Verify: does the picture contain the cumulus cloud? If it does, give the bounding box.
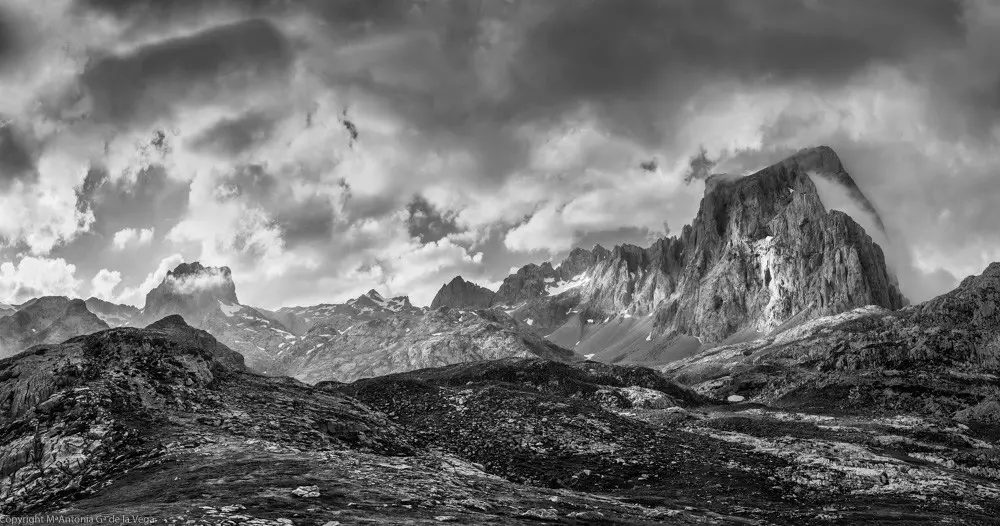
[114,253,184,307]
[89,268,122,300]
[0,256,81,304]
[164,266,232,295]
[112,226,154,250]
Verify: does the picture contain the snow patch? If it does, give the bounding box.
[218,300,241,317]
[525,318,534,326]
[547,274,590,296]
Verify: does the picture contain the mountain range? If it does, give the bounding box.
[2,146,1000,521]
[0,147,928,384]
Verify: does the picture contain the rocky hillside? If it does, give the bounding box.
[435,146,905,366]
[273,307,576,384]
[7,317,995,523]
[0,297,109,359]
[662,261,1000,424]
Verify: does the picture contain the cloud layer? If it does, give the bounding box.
[0,0,997,308]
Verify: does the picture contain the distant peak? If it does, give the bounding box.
[366,289,384,300]
[447,275,468,285]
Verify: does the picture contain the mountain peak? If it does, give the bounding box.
[431,276,495,310]
[134,262,240,327]
[365,289,385,300]
[783,145,845,174]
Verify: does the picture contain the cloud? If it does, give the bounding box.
[164,266,231,295]
[89,268,121,300]
[0,256,81,303]
[114,253,183,306]
[0,0,994,311]
[81,18,292,128]
[682,147,718,184]
[112,226,154,250]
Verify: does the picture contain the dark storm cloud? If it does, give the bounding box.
[187,111,277,156]
[508,0,964,143]
[218,164,337,245]
[683,147,717,185]
[0,124,36,185]
[85,166,191,235]
[0,8,17,71]
[81,18,292,126]
[406,195,459,244]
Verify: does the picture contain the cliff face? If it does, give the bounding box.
[133,262,239,326]
[660,147,906,343]
[430,277,495,310]
[470,146,906,362]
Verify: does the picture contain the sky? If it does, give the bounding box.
[0,0,998,309]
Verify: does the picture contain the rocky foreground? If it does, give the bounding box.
[0,316,998,525]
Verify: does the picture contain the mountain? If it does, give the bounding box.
[430,276,495,309]
[276,289,424,334]
[4,318,998,523]
[662,261,1000,423]
[442,146,906,366]
[84,297,139,327]
[273,307,576,384]
[129,262,300,372]
[0,297,109,359]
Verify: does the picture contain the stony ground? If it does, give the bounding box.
[3,321,999,525]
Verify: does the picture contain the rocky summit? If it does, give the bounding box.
[434,146,907,366]
[430,276,496,310]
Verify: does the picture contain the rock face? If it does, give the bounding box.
[487,146,906,365]
[661,146,906,342]
[132,262,240,326]
[430,276,496,309]
[0,297,109,359]
[129,262,299,372]
[273,308,576,384]
[84,297,139,327]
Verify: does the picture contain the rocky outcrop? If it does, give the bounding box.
[430,276,496,310]
[132,262,239,326]
[493,263,560,306]
[660,147,906,343]
[84,297,139,327]
[0,297,109,359]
